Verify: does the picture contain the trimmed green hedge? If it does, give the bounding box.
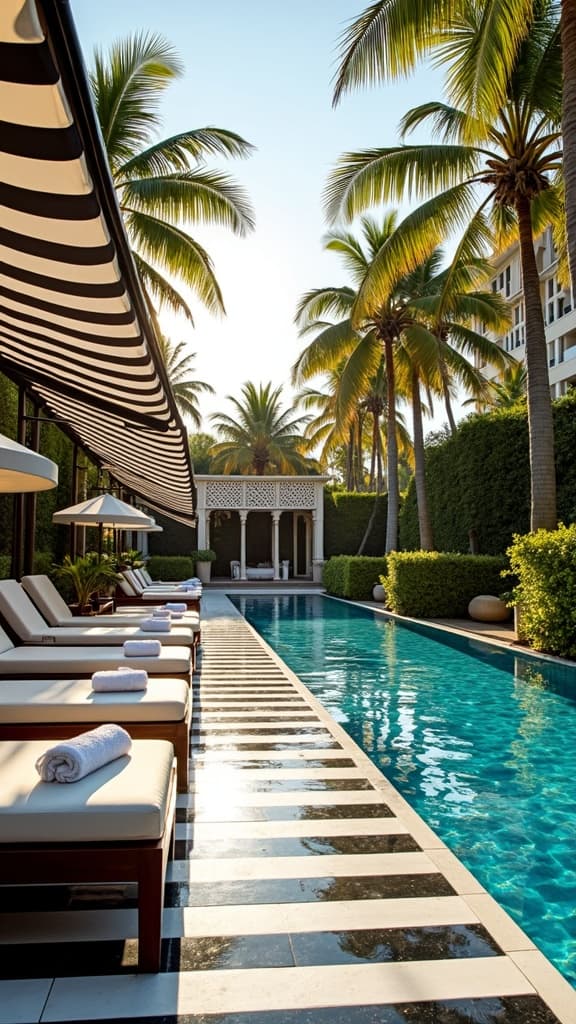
[400,391,576,555]
[386,552,508,617]
[507,524,576,657]
[324,491,387,556]
[323,555,388,600]
[147,555,194,581]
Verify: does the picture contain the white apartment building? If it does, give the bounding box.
[476,226,576,397]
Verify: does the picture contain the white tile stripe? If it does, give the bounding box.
[168,850,433,882]
[177,817,409,839]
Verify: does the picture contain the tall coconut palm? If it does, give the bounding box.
[157,336,214,428]
[91,33,254,322]
[326,4,561,531]
[209,382,318,475]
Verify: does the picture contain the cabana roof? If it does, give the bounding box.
[0,0,195,524]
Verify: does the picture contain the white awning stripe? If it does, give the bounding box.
[0,0,195,523]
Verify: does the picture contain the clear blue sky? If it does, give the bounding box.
[74,0,444,429]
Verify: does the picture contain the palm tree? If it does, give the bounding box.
[464,359,528,410]
[326,5,561,532]
[91,33,254,322]
[157,336,214,428]
[209,382,318,475]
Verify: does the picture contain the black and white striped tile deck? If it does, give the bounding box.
[1,592,575,1023]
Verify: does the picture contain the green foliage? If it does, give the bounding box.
[191,549,216,563]
[0,555,11,580]
[323,555,388,600]
[33,552,54,576]
[189,433,216,473]
[507,524,576,657]
[386,551,508,617]
[324,489,387,556]
[400,394,576,555]
[147,555,195,580]
[52,554,120,609]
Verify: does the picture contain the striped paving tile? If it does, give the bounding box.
[2,593,573,1024]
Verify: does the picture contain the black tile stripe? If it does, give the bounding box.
[0,118,82,159]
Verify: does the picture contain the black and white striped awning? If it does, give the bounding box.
[0,0,195,523]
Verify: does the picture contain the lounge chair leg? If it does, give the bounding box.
[137,848,164,972]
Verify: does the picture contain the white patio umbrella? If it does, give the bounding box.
[0,432,58,493]
[52,494,154,528]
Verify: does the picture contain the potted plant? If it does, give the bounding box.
[191,549,216,585]
[53,554,120,614]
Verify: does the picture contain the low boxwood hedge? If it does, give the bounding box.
[507,524,576,658]
[146,555,195,581]
[323,555,388,600]
[386,551,508,618]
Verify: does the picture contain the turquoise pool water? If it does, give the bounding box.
[233,594,576,987]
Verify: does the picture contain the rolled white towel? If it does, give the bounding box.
[152,607,172,618]
[139,617,171,633]
[170,611,184,619]
[183,578,201,585]
[35,724,132,783]
[91,668,148,692]
[165,602,187,612]
[123,639,161,657]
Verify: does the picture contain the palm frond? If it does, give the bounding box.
[120,171,255,235]
[132,253,195,322]
[294,287,356,327]
[119,127,255,179]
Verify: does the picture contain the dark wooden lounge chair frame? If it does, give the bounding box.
[0,715,191,792]
[115,589,200,614]
[0,763,177,972]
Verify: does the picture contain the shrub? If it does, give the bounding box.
[507,524,576,658]
[324,490,387,556]
[33,551,54,575]
[147,555,195,580]
[323,555,388,600]
[386,551,508,618]
[191,549,216,562]
[0,554,11,579]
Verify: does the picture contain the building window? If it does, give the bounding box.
[491,279,497,293]
[548,301,555,324]
[499,272,504,290]
[505,265,511,297]
[548,278,555,299]
[558,296,565,318]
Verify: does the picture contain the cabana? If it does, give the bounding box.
[194,474,330,581]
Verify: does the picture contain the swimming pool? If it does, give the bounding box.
[232,593,576,988]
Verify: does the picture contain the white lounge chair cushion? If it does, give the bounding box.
[0,678,189,723]
[19,580,200,629]
[21,625,196,646]
[65,613,199,630]
[0,633,191,676]
[0,739,174,842]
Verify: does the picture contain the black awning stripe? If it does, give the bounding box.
[0,335,164,398]
[0,305,142,346]
[0,322,152,369]
[0,119,82,160]
[0,260,126,298]
[0,181,101,220]
[0,41,59,85]
[0,284,135,325]
[0,225,115,266]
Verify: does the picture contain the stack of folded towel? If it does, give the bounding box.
[123,639,161,657]
[152,607,172,618]
[165,602,187,613]
[35,724,132,783]
[91,668,148,692]
[139,617,171,633]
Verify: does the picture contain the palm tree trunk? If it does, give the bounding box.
[384,337,399,552]
[411,370,434,551]
[562,0,576,296]
[345,426,354,490]
[516,195,557,531]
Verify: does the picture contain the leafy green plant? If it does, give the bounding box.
[323,555,388,600]
[191,549,216,563]
[386,552,508,618]
[52,554,120,611]
[507,524,576,657]
[0,554,11,580]
[324,490,388,557]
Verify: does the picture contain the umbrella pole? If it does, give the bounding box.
[98,522,103,558]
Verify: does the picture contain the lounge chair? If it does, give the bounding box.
[0,677,191,791]
[0,581,197,652]
[116,574,201,611]
[0,738,176,971]
[124,569,202,597]
[21,574,200,634]
[0,622,191,681]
